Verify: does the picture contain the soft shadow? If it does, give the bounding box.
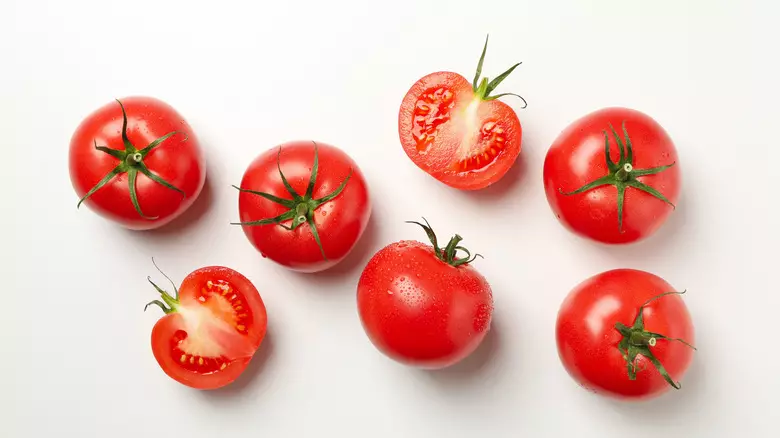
[459,153,529,202]
[300,216,380,282]
[422,319,503,388]
[603,351,707,418]
[145,176,215,236]
[203,331,275,399]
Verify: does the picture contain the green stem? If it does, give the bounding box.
[615,163,633,182]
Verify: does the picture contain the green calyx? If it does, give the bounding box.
[559,121,676,232]
[76,99,187,219]
[231,142,352,261]
[615,291,696,389]
[471,34,527,108]
[407,217,482,267]
[143,258,180,314]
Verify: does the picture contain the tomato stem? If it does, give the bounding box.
[230,142,353,262]
[406,218,483,267]
[471,35,527,107]
[558,121,676,233]
[615,290,696,389]
[76,99,186,219]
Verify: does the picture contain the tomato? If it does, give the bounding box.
[233,140,371,273]
[69,97,206,230]
[543,107,680,244]
[398,36,525,190]
[357,219,493,368]
[556,269,695,400]
[145,263,267,390]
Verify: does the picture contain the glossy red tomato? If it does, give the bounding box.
[556,269,695,399]
[544,107,680,244]
[233,140,371,273]
[398,36,525,190]
[69,97,206,230]
[357,219,493,368]
[145,264,267,390]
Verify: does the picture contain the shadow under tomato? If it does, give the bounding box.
[421,318,504,389]
[602,348,707,417]
[457,152,529,203]
[142,175,215,237]
[297,215,381,283]
[202,331,276,399]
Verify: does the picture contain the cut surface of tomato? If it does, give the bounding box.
[145,265,267,390]
[398,37,525,190]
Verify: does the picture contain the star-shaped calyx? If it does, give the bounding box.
[559,122,676,232]
[615,291,696,389]
[76,99,187,219]
[231,142,352,260]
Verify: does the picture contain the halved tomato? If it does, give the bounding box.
[144,264,267,390]
[398,36,525,190]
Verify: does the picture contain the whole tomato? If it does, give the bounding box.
[357,219,493,368]
[398,35,525,190]
[69,97,206,230]
[233,141,371,273]
[144,263,267,390]
[556,269,696,400]
[543,107,680,244]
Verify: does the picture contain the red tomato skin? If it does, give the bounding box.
[543,107,680,244]
[69,96,206,230]
[357,240,493,368]
[237,141,371,273]
[150,266,267,390]
[556,269,694,400]
[398,72,522,191]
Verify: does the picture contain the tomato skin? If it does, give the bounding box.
[150,266,267,390]
[543,107,680,244]
[556,269,694,400]
[357,240,493,368]
[69,96,206,230]
[398,71,522,191]
[237,141,371,273]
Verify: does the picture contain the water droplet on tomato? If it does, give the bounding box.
[260,253,267,259]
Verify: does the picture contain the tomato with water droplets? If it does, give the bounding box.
[69,97,206,230]
[398,36,525,190]
[556,269,695,399]
[357,219,493,368]
[233,140,371,273]
[544,107,680,243]
[145,264,267,390]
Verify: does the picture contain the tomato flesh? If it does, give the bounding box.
[399,72,522,190]
[149,266,267,390]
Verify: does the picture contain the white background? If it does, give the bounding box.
[2,0,778,436]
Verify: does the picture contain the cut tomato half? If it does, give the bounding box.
[398,36,525,190]
[145,265,267,390]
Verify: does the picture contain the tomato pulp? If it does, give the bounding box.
[556,269,695,399]
[398,36,525,190]
[544,107,680,243]
[234,140,371,273]
[145,265,267,390]
[69,97,206,230]
[357,219,493,368]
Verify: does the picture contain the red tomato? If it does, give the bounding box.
[357,219,493,368]
[69,97,206,230]
[543,107,680,243]
[556,269,695,400]
[145,264,267,390]
[398,36,525,190]
[233,140,371,273]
